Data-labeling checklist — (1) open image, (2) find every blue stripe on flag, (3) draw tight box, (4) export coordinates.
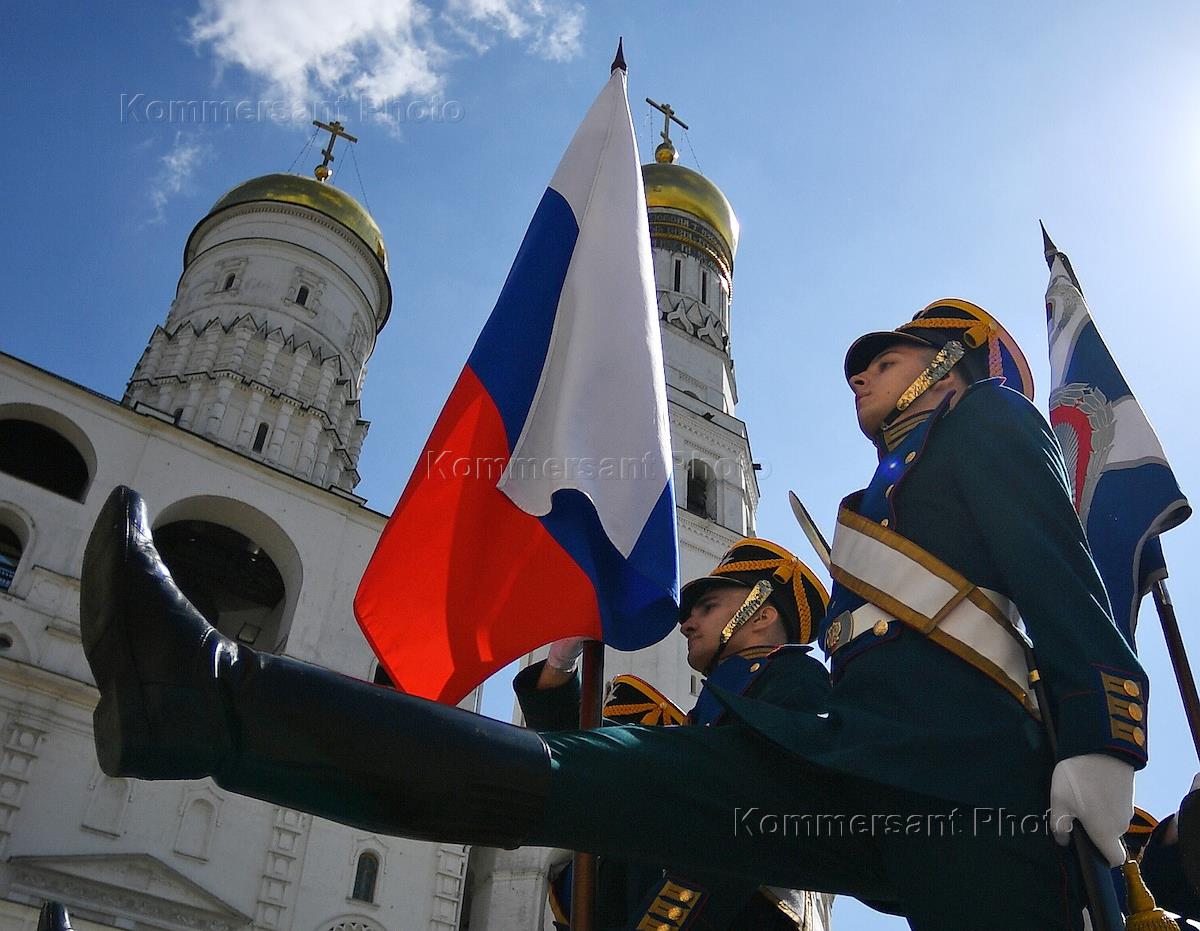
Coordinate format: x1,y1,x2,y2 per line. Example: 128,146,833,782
540,483,679,649
467,187,579,449
1064,322,1132,402
1085,462,1188,645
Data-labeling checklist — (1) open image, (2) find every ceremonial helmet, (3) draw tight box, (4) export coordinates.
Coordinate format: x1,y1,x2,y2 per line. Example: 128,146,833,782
678,538,829,645
844,298,1034,404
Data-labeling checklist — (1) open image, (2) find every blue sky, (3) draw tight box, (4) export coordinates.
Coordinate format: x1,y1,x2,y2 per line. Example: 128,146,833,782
5,2,1200,926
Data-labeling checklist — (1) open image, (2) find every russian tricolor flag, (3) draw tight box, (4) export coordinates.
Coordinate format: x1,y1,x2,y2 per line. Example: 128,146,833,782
355,66,679,704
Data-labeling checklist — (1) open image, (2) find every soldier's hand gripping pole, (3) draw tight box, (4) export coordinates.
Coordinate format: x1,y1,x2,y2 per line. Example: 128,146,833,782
1024,652,1129,931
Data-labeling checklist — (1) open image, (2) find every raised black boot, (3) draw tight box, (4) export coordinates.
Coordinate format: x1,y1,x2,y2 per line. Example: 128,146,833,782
81,485,552,848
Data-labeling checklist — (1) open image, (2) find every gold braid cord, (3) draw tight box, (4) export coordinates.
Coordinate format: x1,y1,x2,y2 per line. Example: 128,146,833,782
895,341,966,412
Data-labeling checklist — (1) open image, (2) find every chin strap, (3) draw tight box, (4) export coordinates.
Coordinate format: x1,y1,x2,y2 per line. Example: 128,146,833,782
707,580,774,673
893,340,965,414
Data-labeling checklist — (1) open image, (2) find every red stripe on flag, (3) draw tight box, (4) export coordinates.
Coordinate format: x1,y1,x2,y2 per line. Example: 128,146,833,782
355,366,603,704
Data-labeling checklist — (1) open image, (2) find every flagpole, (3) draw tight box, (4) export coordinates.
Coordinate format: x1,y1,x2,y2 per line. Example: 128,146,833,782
570,639,604,931
1151,579,1200,759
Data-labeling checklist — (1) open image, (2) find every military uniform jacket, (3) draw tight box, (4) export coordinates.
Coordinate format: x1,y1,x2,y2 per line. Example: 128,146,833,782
515,645,830,930
714,380,1149,812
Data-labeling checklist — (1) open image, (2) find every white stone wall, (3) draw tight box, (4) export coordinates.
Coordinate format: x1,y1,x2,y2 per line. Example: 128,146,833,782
0,355,471,931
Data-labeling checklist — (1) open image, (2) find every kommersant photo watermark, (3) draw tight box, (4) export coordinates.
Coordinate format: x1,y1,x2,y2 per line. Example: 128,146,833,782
733,807,1058,839
120,94,464,125
424,451,755,482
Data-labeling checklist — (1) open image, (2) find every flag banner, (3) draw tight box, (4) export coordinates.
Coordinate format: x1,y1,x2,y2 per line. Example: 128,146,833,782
1045,248,1190,646
354,67,679,704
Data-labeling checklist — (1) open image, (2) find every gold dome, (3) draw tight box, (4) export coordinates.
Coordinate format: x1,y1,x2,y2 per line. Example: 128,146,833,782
641,161,739,261
193,173,387,273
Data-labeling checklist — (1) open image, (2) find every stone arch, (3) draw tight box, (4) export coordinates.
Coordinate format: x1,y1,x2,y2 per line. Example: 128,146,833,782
0,403,97,503
153,496,302,653
0,501,33,595
322,917,384,931
174,789,220,859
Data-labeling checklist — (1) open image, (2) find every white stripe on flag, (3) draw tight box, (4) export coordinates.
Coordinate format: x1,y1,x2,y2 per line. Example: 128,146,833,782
498,69,672,558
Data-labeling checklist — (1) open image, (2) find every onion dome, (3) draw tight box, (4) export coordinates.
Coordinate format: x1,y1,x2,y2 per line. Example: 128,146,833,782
642,144,739,279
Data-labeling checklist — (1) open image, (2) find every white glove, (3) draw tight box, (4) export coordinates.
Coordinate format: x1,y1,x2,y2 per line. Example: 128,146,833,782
545,637,586,672
1049,753,1135,867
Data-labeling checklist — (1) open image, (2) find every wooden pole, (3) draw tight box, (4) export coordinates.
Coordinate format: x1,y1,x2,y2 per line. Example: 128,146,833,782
569,639,604,931
1151,579,1200,760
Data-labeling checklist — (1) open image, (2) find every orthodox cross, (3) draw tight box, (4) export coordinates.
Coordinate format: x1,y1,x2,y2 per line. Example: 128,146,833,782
312,120,358,182
645,98,688,148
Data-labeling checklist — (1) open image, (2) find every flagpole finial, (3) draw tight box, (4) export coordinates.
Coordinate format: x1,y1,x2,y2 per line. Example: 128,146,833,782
1040,220,1085,295
1040,220,1058,268
611,38,626,74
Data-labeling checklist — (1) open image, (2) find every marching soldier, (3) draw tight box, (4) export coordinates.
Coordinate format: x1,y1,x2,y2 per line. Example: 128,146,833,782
521,538,831,930
80,298,1148,930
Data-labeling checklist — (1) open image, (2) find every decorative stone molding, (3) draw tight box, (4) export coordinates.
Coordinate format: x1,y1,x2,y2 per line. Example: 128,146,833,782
428,844,468,931
253,807,311,929
0,717,45,855
7,853,251,931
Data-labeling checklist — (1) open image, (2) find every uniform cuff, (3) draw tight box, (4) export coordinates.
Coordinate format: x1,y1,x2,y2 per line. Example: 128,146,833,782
1054,663,1148,768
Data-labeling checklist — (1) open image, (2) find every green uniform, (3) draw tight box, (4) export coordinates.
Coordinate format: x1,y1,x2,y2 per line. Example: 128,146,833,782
516,649,824,930
526,381,1148,930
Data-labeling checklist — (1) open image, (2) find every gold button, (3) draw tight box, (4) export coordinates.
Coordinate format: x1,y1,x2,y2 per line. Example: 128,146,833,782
880,518,889,527
668,907,683,920
885,484,895,497
658,924,670,931
904,452,916,464
873,619,890,636
1128,703,1144,722
679,890,693,903
1133,727,1146,747
1123,679,1141,698
749,662,761,672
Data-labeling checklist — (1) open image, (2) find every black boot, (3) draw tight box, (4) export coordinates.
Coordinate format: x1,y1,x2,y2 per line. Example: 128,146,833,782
81,485,552,848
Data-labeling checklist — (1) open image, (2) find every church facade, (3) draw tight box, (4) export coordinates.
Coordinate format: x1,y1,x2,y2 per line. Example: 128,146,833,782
0,124,831,931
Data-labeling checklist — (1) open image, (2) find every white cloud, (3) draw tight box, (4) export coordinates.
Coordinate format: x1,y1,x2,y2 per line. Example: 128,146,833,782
149,133,212,223
189,0,585,109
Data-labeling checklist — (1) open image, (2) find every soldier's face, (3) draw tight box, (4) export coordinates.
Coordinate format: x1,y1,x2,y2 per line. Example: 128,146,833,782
849,344,938,437
679,584,751,671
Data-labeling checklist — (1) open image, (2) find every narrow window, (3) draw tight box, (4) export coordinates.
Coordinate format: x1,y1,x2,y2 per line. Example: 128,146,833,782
0,525,21,592
701,271,708,305
685,460,712,520
173,408,184,424
252,423,269,453
222,273,236,291
673,259,681,292
352,852,380,903
295,285,309,307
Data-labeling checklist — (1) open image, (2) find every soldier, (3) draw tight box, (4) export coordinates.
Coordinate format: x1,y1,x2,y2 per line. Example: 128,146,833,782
521,538,831,930
81,298,1147,930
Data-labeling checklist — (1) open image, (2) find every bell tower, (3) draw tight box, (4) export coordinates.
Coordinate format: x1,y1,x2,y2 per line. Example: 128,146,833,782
123,123,391,493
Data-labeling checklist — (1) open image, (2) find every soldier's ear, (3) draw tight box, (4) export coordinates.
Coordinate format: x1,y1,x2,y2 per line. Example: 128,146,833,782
754,603,779,628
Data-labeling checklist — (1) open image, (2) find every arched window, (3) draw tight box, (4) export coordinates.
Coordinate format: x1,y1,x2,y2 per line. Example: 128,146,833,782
685,459,714,520
673,258,681,292
295,285,309,307
173,408,184,424
222,273,236,291
252,423,270,453
0,525,21,592
0,420,89,501
154,520,285,649
701,270,708,305
351,852,380,903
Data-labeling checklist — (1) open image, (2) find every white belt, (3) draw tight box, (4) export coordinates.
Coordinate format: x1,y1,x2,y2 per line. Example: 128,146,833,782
829,506,1041,717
